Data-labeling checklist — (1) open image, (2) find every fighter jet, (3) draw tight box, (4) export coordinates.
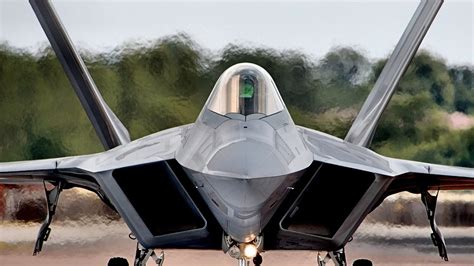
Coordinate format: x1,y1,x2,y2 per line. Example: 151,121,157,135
1,0,472,265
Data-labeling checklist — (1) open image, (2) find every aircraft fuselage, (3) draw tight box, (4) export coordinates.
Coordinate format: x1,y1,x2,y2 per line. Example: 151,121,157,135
176,63,313,242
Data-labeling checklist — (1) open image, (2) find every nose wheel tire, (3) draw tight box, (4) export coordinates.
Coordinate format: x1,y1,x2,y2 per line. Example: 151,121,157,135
353,259,373,266
108,257,129,266
253,253,263,266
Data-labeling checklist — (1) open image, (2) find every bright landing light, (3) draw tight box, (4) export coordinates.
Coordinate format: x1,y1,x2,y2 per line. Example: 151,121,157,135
243,243,258,258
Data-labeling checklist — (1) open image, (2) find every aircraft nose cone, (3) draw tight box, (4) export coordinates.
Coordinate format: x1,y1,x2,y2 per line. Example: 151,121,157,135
207,140,289,178
184,169,303,242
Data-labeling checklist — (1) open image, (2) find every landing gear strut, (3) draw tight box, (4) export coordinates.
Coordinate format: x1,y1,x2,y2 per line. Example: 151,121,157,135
33,180,64,255
238,258,248,266
421,189,448,261
134,243,164,266
223,233,264,266
317,248,347,266
237,253,262,266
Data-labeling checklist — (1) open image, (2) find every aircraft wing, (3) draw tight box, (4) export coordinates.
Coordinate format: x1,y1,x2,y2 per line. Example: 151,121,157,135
267,126,473,253
0,157,91,184
0,124,214,252
386,158,474,192
0,124,191,187
298,126,397,176
299,126,474,185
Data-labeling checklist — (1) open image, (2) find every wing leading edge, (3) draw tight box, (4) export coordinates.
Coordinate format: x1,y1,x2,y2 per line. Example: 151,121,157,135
0,124,191,185
300,126,474,186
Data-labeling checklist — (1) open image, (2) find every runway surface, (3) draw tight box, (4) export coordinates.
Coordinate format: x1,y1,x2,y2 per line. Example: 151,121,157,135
1,221,473,266
1,189,473,265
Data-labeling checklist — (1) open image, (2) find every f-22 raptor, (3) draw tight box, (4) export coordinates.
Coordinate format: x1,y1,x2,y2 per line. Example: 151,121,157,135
1,0,472,265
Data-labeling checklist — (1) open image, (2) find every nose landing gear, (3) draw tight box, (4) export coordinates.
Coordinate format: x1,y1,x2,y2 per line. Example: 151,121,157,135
107,241,164,266
317,248,373,266
317,248,347,266
223,234,264,266
134,243,164,266
237,253,263,266
237,258,248,266
253,253,263,266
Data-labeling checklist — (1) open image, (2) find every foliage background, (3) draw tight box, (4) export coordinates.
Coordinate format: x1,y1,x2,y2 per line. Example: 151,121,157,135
0,34,473,167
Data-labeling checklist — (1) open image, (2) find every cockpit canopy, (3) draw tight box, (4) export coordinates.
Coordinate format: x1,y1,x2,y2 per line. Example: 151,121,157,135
207,63,284,117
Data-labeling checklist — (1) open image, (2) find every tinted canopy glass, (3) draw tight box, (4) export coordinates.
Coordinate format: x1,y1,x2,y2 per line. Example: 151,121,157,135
207,63,284,116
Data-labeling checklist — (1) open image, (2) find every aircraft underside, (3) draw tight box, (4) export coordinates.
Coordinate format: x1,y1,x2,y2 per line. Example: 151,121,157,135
33,149,472,266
